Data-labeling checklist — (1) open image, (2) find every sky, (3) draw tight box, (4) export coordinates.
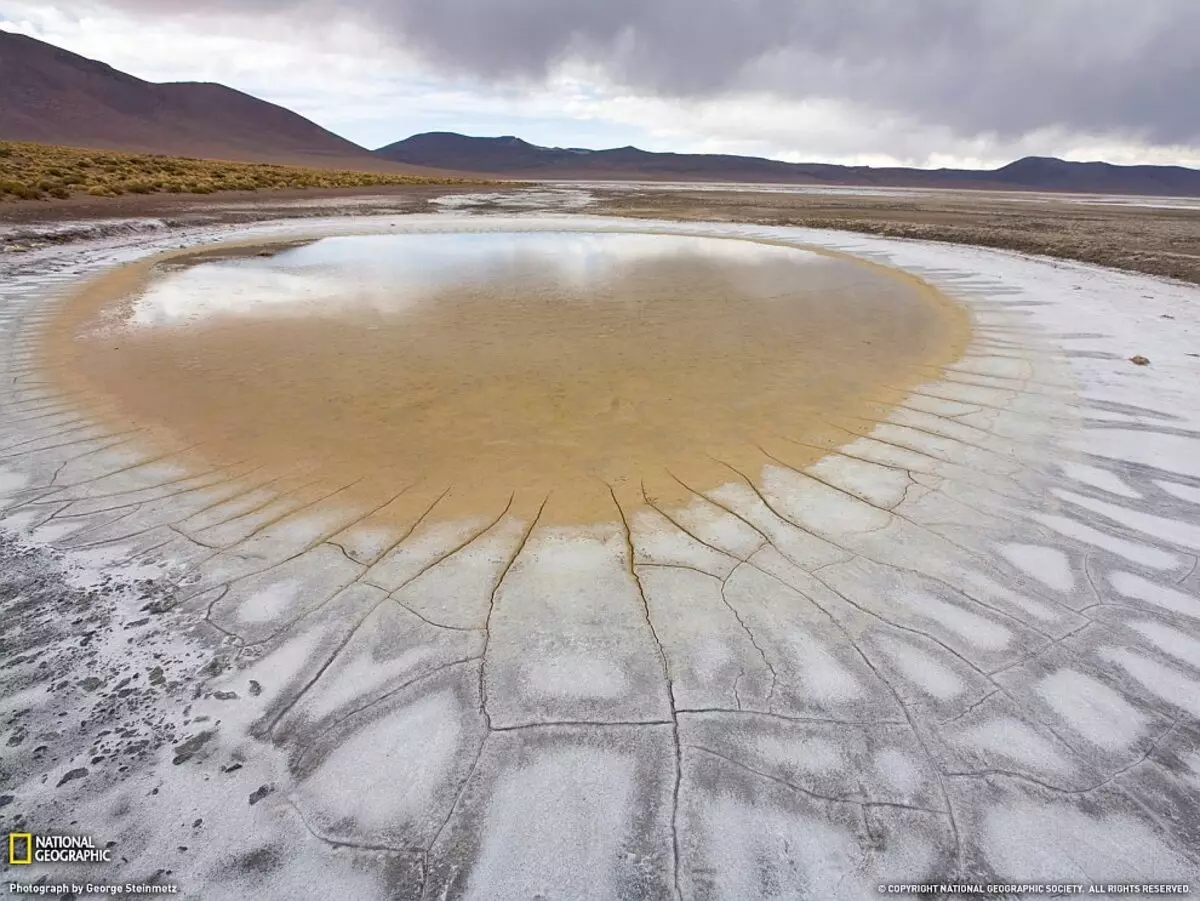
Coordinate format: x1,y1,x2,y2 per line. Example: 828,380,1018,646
3,0,1199,169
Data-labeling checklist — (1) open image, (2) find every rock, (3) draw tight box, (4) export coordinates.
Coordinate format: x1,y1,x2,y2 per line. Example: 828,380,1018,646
57,767,88,787
171,730,215,765
247,680,262,697
248,784,273,806
213,691,239,701
1130,355,1151,365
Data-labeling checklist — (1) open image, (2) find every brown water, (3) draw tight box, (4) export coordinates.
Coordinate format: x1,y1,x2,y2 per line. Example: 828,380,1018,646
46,231,968,523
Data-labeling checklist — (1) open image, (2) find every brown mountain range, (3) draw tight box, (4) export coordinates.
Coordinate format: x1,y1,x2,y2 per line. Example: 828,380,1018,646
375,133,1200,197
0,30,438,174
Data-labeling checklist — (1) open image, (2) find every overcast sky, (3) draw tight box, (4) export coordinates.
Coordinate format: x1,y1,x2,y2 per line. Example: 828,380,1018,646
4,0,1198,168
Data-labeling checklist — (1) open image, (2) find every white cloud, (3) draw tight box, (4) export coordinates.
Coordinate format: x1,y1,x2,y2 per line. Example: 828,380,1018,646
4,1,1198,168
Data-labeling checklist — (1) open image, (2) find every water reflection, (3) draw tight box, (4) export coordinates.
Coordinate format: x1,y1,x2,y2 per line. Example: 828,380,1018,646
129,232,828,327
55,230,967,523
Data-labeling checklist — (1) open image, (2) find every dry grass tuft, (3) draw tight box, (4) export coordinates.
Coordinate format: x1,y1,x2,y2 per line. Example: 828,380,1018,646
0,141,488,201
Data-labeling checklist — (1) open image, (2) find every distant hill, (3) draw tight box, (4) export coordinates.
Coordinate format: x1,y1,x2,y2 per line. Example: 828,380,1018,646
0,31,439,173
376,132,1200,196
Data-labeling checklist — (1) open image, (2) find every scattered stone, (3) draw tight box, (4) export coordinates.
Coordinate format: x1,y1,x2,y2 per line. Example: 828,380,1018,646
171,730,215,765
247,680,262,697
57,767,88,787
222,762,243,774
149,666,165,686
0,794,14,808
192,819,203,829
1130,355,1151,365
213,691,239,701
248,784,273,806
79,676,103,692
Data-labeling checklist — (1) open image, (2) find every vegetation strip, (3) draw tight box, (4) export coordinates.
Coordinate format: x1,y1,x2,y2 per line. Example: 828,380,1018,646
0,141,489,201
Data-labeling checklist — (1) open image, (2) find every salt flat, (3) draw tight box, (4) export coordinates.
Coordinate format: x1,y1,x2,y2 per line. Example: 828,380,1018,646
1,207,1198,899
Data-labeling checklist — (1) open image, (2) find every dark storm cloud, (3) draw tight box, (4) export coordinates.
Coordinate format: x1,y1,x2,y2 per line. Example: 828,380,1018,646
92,0,1200,143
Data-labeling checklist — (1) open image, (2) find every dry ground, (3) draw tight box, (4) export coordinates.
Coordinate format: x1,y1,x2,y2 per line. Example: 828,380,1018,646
2,177,1197,287
590,187,1200,285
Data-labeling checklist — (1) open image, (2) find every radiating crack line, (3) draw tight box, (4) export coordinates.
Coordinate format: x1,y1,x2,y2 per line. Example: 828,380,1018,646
361,484,453,569
609,483,682,901
944,719,1181,797
640,481,760,564
467,491,545,729
676,708,906,727
292,657,483,772
689,745,945,816
638,561,728,580
740,449,1061,641
720,562,779,711
284,798,410,854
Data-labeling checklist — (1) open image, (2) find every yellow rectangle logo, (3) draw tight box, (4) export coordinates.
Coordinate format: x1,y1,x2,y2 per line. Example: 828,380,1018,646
9,832,33,865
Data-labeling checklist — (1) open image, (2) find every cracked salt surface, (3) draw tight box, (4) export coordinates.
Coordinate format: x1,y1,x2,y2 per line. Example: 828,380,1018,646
1,210,1199,898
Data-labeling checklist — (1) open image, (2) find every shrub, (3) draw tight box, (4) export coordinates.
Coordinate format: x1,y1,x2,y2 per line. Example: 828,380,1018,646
3,182,43,199
0,140,489,202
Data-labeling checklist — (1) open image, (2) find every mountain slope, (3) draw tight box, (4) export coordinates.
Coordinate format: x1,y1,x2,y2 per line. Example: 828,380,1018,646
0,31,427,172
377,133,1200,196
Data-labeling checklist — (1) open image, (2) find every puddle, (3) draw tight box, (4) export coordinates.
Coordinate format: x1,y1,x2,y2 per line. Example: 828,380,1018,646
45,230,968,523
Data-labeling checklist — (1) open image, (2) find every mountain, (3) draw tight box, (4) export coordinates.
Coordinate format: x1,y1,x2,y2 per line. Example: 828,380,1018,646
376,133,1200,196
989,156,1200,196
0,31,433,173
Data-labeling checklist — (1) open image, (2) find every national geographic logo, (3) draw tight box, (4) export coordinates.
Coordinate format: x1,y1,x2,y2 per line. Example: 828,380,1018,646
8,833,112,864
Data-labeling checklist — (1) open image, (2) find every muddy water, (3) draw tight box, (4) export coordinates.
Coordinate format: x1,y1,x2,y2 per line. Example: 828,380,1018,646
46,231,968,523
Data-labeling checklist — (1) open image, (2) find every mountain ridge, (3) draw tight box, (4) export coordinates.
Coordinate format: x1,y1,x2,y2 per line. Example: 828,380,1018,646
376,132,1200,196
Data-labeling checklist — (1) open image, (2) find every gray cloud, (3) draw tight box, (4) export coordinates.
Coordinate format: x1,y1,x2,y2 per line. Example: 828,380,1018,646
70,0,1200,145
